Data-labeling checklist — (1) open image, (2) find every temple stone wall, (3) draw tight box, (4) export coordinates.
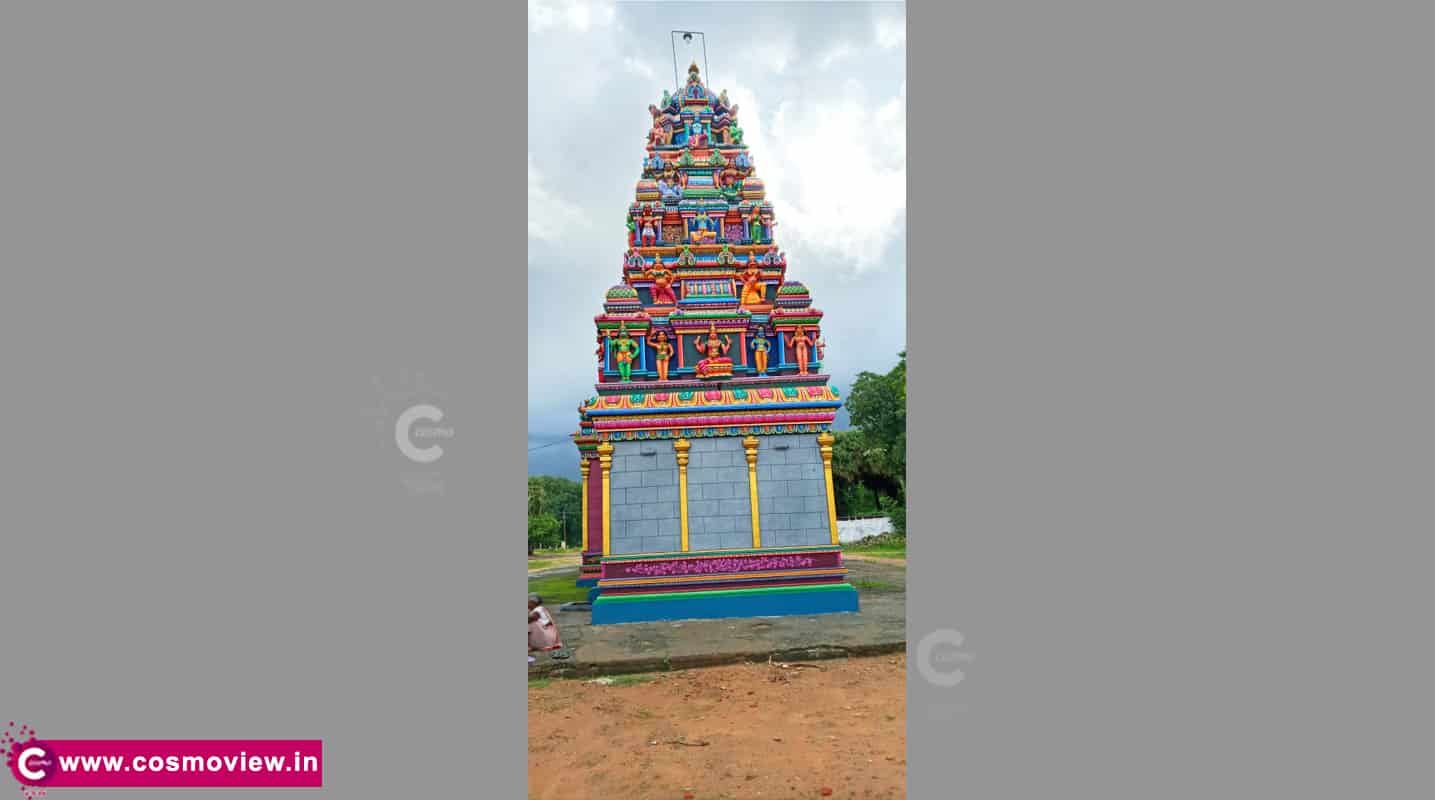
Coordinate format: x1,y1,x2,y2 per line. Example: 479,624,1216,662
607,434,833,555
685,436,757,551
609,441,681,554
756,434,832,547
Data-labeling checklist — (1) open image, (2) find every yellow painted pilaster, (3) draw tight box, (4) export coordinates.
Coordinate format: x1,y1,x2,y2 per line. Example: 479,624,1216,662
674,438,691,552
597,441,614,556
817,432,839,545
743,435,761,548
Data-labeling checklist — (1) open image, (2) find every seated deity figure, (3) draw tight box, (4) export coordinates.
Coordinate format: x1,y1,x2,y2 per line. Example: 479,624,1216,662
689,211,716,244
736,256,765,307
657,177,682,203
693,322,734,379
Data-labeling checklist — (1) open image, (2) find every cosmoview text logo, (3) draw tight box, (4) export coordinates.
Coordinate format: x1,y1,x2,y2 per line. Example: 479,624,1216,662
396,404,454,463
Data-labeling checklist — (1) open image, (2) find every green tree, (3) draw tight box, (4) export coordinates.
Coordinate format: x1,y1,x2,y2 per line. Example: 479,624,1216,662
528,475,584,548
528,514,562,555
845,350,907,495
837,351,908,535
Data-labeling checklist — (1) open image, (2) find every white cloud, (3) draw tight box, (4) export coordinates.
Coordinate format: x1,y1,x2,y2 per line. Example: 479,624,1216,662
528,153,590,243
819,42,856,70
730,81,906,275
875,14,906,49
622,56,656,80
529,0,616,34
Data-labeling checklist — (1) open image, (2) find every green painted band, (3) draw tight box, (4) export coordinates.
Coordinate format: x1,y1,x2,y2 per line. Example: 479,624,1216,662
593,583,855,604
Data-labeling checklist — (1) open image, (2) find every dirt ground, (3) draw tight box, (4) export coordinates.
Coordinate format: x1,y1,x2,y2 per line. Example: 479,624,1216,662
528,654,906,799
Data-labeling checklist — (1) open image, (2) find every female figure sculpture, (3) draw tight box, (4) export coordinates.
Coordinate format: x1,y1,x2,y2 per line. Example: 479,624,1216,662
791,326,815,376
644,256,677,306
611,323,639,382
736,256,765,307
749,328,772,375
745,204,764,243
694,322,733,379
650,329,674,382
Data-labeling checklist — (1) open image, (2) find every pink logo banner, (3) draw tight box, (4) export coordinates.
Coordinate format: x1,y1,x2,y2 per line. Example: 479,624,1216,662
7,739,322,789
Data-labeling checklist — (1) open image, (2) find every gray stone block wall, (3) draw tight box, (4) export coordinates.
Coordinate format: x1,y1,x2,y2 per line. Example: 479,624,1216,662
608,440,681,554
605,433,833,555
684,436,755,551
756,434,833,547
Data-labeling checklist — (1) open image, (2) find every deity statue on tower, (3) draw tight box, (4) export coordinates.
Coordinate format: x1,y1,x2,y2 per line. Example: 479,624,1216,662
791,326,815,376
638,204,660,246
736,255,765,307
611,323,639,382
694,322,733,379
749,328,772,375
745,204,765,243
650,329,674,382
644,256,678,306
690,210,717,244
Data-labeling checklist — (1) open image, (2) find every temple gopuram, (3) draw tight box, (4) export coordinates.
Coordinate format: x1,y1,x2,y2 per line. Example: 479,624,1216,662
572,62,859,625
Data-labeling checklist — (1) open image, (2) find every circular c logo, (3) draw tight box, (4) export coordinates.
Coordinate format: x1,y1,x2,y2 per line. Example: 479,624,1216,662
14,742,56,785
396,404,445,463
916,628,971,688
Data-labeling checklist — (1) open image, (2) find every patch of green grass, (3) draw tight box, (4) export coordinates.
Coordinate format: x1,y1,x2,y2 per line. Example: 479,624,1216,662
844,533,906,558
608,673,658,687
527,559,555,570
528,678,553,690
527,572,590,606
853,579,899,592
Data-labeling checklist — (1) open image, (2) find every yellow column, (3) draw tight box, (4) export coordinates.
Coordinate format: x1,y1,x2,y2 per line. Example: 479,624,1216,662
579,457,590,550
674,438,692,552
597,441,614,556
743,435,762,548
817,432,839,545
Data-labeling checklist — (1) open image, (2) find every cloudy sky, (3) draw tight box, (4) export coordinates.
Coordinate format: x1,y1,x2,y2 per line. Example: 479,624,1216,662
529,0,907,478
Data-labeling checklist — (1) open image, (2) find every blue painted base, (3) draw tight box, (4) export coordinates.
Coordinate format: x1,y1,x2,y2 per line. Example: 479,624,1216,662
591,584,860,625
575,577,599,588
587,587,602,603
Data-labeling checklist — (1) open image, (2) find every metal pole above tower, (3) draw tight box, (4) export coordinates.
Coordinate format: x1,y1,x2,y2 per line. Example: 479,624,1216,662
670,30,709,91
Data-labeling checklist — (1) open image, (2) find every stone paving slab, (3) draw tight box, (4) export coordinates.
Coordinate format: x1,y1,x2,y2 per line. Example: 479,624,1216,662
529,559,906,678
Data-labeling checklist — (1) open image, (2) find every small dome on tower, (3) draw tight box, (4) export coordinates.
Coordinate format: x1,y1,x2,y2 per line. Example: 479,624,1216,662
636,179,659,202
776,281,812,309
741,177,766,200
604,285,642,312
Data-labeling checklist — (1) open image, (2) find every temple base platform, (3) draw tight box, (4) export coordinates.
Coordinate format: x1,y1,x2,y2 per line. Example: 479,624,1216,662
588,545,860,625
592,582,859,625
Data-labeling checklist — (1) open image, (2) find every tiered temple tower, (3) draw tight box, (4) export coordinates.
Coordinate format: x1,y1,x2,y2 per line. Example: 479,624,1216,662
572,62,860,625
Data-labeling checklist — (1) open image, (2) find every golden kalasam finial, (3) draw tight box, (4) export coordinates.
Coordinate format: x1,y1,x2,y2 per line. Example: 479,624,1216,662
689,60,700,77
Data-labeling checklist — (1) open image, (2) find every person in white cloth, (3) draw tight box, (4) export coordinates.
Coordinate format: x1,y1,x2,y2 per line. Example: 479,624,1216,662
528,593,562,654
